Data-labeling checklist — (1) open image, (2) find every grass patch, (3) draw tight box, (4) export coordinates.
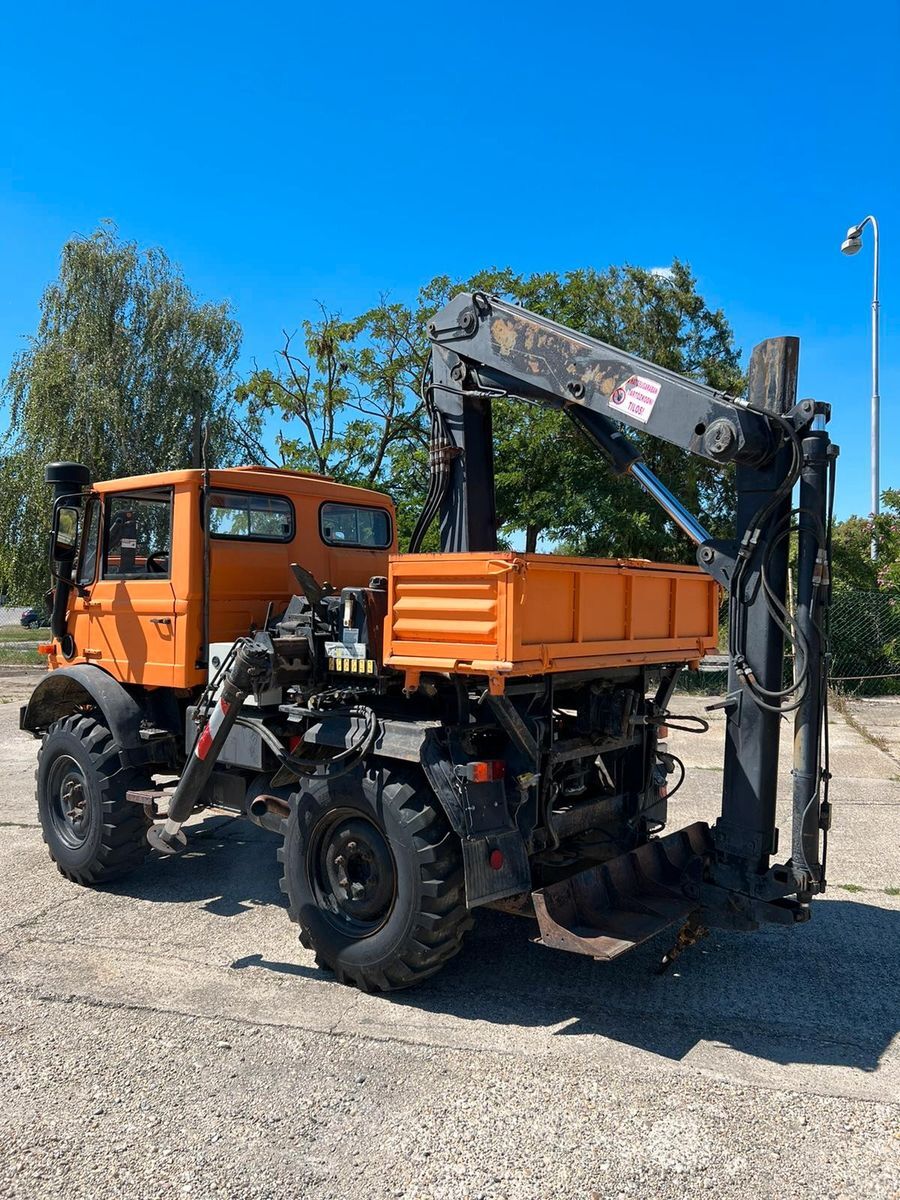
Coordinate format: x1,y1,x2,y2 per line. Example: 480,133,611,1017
885,887,900,897
835,882,865,893
0,625,48,642
675,671,727,695
0,648,44,666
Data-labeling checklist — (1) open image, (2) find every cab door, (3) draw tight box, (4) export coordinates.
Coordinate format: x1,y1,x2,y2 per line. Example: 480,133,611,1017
87,488,177,687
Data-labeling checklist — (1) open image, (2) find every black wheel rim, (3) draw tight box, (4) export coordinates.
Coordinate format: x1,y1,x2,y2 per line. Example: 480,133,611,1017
46,754,94,850
308,809,396,936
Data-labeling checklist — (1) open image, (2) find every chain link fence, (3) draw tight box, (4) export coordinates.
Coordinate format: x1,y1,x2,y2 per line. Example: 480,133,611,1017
829,588,900,696
687,588,900,697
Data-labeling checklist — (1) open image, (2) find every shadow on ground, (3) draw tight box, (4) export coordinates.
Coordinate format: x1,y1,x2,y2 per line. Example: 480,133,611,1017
109,812,284,918
113,812,900,1075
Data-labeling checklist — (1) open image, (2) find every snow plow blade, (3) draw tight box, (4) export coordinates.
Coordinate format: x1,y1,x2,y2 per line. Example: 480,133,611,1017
532,822,713,961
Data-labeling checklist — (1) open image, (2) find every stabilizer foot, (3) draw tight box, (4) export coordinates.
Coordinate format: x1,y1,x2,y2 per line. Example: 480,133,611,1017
147,825,188,855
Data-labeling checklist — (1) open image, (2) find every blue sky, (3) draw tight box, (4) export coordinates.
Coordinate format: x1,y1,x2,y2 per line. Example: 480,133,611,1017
1,0,898,519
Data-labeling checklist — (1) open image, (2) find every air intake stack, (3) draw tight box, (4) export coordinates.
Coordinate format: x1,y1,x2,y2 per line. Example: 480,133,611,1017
45,462,91,642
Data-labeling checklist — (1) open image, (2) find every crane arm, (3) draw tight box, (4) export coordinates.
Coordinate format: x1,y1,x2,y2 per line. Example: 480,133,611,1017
428,290,792,458
421,291,816,555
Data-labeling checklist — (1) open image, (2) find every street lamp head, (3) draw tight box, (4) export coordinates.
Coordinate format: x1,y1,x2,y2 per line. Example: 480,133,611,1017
841,225,863,255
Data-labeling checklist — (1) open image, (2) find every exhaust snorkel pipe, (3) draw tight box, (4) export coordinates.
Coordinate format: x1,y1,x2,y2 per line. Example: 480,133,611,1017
45,462,91,644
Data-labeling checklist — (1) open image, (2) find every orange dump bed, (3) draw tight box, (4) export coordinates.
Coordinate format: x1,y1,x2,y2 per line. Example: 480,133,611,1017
383,553,718,687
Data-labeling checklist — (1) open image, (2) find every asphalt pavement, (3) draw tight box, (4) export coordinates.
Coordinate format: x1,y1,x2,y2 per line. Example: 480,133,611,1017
0,667,897,1200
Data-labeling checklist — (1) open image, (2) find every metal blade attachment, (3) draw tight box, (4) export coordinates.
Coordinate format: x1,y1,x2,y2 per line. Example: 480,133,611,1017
532,821,712,961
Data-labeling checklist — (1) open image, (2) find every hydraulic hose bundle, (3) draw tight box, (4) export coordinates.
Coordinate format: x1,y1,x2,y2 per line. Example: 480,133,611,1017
727,416,835,717
408,359,455,554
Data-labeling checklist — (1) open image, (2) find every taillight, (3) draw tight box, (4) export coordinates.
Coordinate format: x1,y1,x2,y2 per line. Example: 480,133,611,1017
459,760,506,783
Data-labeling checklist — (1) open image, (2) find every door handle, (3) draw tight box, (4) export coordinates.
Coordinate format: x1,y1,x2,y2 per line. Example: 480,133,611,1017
150,617,172,625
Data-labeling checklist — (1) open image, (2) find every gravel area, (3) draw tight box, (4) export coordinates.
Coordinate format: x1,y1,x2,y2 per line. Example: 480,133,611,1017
2,990,897,1200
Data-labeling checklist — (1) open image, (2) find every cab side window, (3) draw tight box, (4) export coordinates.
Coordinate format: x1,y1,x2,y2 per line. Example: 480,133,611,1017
208,490,294,541
102,490,173,579
76,498,101,586
320,502,391,548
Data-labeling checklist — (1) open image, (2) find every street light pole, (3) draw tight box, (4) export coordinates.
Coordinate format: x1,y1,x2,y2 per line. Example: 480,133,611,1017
841,215,881,561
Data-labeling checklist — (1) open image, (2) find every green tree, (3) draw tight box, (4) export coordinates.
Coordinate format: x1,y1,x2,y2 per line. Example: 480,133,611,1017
0,222,242,602
241,261,744,558
826,492,900,693
235,299,428,486
831,489,900,592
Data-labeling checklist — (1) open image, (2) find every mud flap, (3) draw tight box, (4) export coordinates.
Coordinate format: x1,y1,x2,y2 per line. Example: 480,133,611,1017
462,830,531,907
531,821,712,961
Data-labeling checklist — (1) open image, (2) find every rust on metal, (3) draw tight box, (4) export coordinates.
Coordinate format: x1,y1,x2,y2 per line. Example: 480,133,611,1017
486,892,535,918
125,788,171,806
531,821,712,962
491,318,518,358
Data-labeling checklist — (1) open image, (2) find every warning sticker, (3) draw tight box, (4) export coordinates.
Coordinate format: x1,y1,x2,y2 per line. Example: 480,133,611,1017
608,375,661,424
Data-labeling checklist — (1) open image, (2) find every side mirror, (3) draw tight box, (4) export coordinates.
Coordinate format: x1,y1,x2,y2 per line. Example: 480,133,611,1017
51,504,81,563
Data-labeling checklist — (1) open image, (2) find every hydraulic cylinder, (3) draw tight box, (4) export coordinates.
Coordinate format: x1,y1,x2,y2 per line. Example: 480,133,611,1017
147,640,272,853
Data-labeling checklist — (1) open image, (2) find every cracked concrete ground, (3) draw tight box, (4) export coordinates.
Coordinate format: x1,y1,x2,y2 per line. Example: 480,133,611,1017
0,668,898,1199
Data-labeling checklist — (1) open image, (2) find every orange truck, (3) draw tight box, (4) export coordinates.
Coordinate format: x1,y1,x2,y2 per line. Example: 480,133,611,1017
22,294,836,991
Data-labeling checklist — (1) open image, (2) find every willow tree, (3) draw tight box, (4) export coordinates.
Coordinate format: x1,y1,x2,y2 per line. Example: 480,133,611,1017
0,222,242,602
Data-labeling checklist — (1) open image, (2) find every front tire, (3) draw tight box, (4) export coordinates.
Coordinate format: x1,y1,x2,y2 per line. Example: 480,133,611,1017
36,714,152,886
278,763,472,991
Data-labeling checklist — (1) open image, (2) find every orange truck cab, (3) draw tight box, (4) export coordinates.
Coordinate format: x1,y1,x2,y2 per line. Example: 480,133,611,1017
46,465,396,689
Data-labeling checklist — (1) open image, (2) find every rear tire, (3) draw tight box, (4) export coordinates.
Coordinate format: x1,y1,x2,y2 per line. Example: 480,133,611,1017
278,763,472,991
36,714,152,886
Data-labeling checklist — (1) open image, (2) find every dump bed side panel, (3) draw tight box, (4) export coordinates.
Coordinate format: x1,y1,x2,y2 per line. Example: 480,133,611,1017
383,553,718,679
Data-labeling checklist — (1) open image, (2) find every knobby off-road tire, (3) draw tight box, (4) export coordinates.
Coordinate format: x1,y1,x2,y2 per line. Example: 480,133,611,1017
36,714,153,886
278,763,473,991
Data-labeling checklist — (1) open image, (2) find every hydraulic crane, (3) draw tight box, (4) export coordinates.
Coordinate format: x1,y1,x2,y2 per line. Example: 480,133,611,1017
415,292,836,935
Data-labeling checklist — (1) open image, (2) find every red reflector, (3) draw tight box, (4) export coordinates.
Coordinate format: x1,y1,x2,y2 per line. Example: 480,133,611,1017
196,725,214,761
489,849,504,871
657,725,669,740
469,760,506,783
37,642,54,655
